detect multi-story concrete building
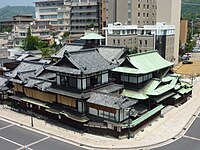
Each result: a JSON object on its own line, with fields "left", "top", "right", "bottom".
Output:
{"left": 103, "top": 22, "right": 175, "bottom": 62}
{"left": 34, "top": 0, "right": 103, "bottom": 34}
{"left": 70, "top": 0, "right": 102, "bottom": 34}
{"left": 10, "top": 23, "right": 53, "bottom": 48}
{"left": 34, "top": 0, "right": 67, "bottom": 31}
{"left": 0, "top": 15, "right": 33, "bottom": 28}
{"left": 180, "top": 19, "right": 188, "bottom": 45}
{"left": 157, "top": 0, "right": 181, "bottom": 64}
{"left": 106, "top": 0, "right": 157, "bottom": 26}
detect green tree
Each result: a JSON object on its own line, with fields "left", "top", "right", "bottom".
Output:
{"left": 130, "top": 47, "right": 138, "bottom": 54}
{"left": 22, "top": 26, "right": 49, "bottom": 51}
{"left": 0, "top": 25, "right": 12, "bottom": 32}
{"left": 40, "top": 48, "right": 56, "bottom": 58}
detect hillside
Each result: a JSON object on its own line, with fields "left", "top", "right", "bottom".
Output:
{"left": 182, "top": 0, "right": 200, "bottom": 18}
{"left": 0, "top": 6, "right": 35, "bottom": 20}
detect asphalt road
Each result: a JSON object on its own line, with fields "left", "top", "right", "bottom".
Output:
{"left": 0, "top": 119, "right": 86, "bottom": 150}
{"left": 152, "top": 115, "right": 200, "bottom": 150}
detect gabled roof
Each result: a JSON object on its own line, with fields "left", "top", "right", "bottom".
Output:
{"left": 80, "top": 33, "right": 105, "bottom": 40}
{"left": 47, "top": 49, "right": 115, "bottom": 75}
{"left": 51, "top": 44, "right": 83, "bottom": 59}
{"left": 9, "top": 61, "right": 45, "bottom": 83}
{"left": 97, "top": 46, "right": 129, "bottom": 64}
{"left": 87, "top": 92, "right": 138, "bottom": 109}
{"left": 0, "top": 76, "right": 9, "bottom": 91}
{"left": 122, "top": 74, "right": 181, "bottom": 100}
{"left": 113, "top": 51, "right": 173, "bottom": 74}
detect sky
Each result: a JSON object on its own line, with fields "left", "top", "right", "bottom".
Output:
{"left": 0, "top": 0, "right": 35, "bottom": 8}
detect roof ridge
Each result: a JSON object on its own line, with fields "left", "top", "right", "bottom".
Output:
{"left": 129, "top": 50, "right": 157, "bottom": 57}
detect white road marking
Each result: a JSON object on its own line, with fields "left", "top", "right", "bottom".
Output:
{"left": 184, "top": 135, "right": 200, "bottom": 141}
{"left": 0, "top": 135, "right": 23, "bottom": 147}
{"left": 16, "top": 136, "right": 50, "bottom": 150}
{"left": 26, "top": 136, "right": 50, "bottom": 147}
{"left": 0, "top": 124, "right": 14, "bottom": 130}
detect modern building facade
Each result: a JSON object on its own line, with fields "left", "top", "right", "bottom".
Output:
{"left": 156, "top": 0, "right": 181, "bottom": 64}
{"left": 34, "top": 0, "right": 103, "bottom": 34}
{"left": 103, "top": 22, "right": 175, "bottom": 62}
{"left": 106, "top": 0, "right": 157, "bottom": 26}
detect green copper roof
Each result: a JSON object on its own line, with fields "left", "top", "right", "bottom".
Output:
{"left": 172, "top": 94, "right": 182, "bottom": 100}
{"left": 80, "top": 33, "right": 105, "bottom": 40}
{"left": 113, "top": 51, "right": 173, "bottom": 74}
{"left": 121, "top": 89, "right": 149, "bottom": 100}
{"left": 144, "top": 75, "right": 179, "bottom": 96}
{"left": 152, "top": 92, "right": 175, "bottom": 103}
{"left": 124, "top": 105, "right": 164, "bottom": 128}
{"left": 185, "top": 88, "right": 192, "bottom": 93}
{"left": 177, "top": 88, "right": 187, "bottom": 94}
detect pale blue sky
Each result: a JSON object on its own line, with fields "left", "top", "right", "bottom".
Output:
{"left": 0, "top": 0, "right": 35, "bottom": 8}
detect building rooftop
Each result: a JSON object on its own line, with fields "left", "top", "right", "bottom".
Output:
{"left": 47, "top": 49, "right": 115, "bottom": 75}
{"left": 87, "top": 92, "right": 138, "bottom": 109}
{"left": 113, "top": 51, "right": 173, "bottom": 74}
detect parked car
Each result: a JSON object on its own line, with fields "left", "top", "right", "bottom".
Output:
{"left": 182, "top": 60, "right": 193, "bottom": 64}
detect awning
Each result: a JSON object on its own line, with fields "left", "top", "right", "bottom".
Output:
{"left": 123, "top": 105, "right": 164, "bottom": 128}
{"left": 21, "top": 97, "right": 50, "bottom": 108}
{"left": 152, "top": 92, "right": 175, "bottom": 103}
{"left": 45, "top": 108, "right": 61, "bottom": 115}
{"left": 60, "top": 111, "right": 90, "bottom": 123}
{"left": 9, "top": 95, "right": 21, "bottom": 102}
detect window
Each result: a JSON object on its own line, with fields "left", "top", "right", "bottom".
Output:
{"left": 69, "top": 77, "right": 77, "bottom": 88}
{"left": 113, "top": 39, "right": 115, "bottom": 44}
{"left": 143, "top": 13, "right": 145, "bottom": 17}
{"left": 138, "top": 4, "right": 140, "bottom": 8}
{"left": 121, "top": 74, "right": 128, "bottom": 82}
{"left": 138, "top": 12, "right": 140, "bottom": 17}
{"left": 118, "top": 39, "right": 120, "bottom": 44}
{"left": 140, "top": 40, "right": 142, "bottom": 45}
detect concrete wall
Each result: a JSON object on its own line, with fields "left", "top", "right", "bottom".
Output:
{"left": 157, "top": 0, "right": 181, "bottom": 64}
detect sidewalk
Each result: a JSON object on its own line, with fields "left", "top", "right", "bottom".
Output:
{"left": 0, "top": 77, "right": 200, "bottom": 150}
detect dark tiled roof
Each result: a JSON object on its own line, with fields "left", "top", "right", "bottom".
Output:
{"left": 0, "top": 76, "right": 9, "bottom": 91}
{"left": 47, "top": 49, "right": 115, "bottom": 75}
{"left": 96, "top": 83, "right": 124, "bottom": 93}
{"left": 10, "top": 61, "right": 44, "bottom": 78}
{"left": 97, "top": 46, "right": 128, "bottom": 63}
{"left": 87, "top": 92, "right": 138, "bottom": 109}
{"left": 25, "top": 78, "right": 52, "bottom": 91}
{"left": 51, "top": 44, "right": 83, "bottom": 58}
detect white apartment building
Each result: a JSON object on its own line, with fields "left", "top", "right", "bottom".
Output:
{"left": 34, "top": 0, "right": 102, "bottom": 34}
{"left": 34, "top": 0, "right": 69, "bottom": 31}
{"left": 103, "top": 22, "right": 175, "bottom": 62}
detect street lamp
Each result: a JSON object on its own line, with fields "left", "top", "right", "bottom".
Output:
{"left": 127, "top": 107, "right": 137, "bottom": 139}
{"left": 30, "top": 104, "right": 33, "bottom": 127}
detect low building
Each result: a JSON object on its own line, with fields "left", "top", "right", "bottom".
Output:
{"left": 103, "top": 22, "right": 176, "bottom": 62}
{"left": 112, "top": 51, "right": 192, "bottom": 107}
{"left": 4, "top": 45, "right": 192, "bottom": 138}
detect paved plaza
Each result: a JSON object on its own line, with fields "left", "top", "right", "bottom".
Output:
{"left": 0, "top": 119, "right": 85, "bottom": 150}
